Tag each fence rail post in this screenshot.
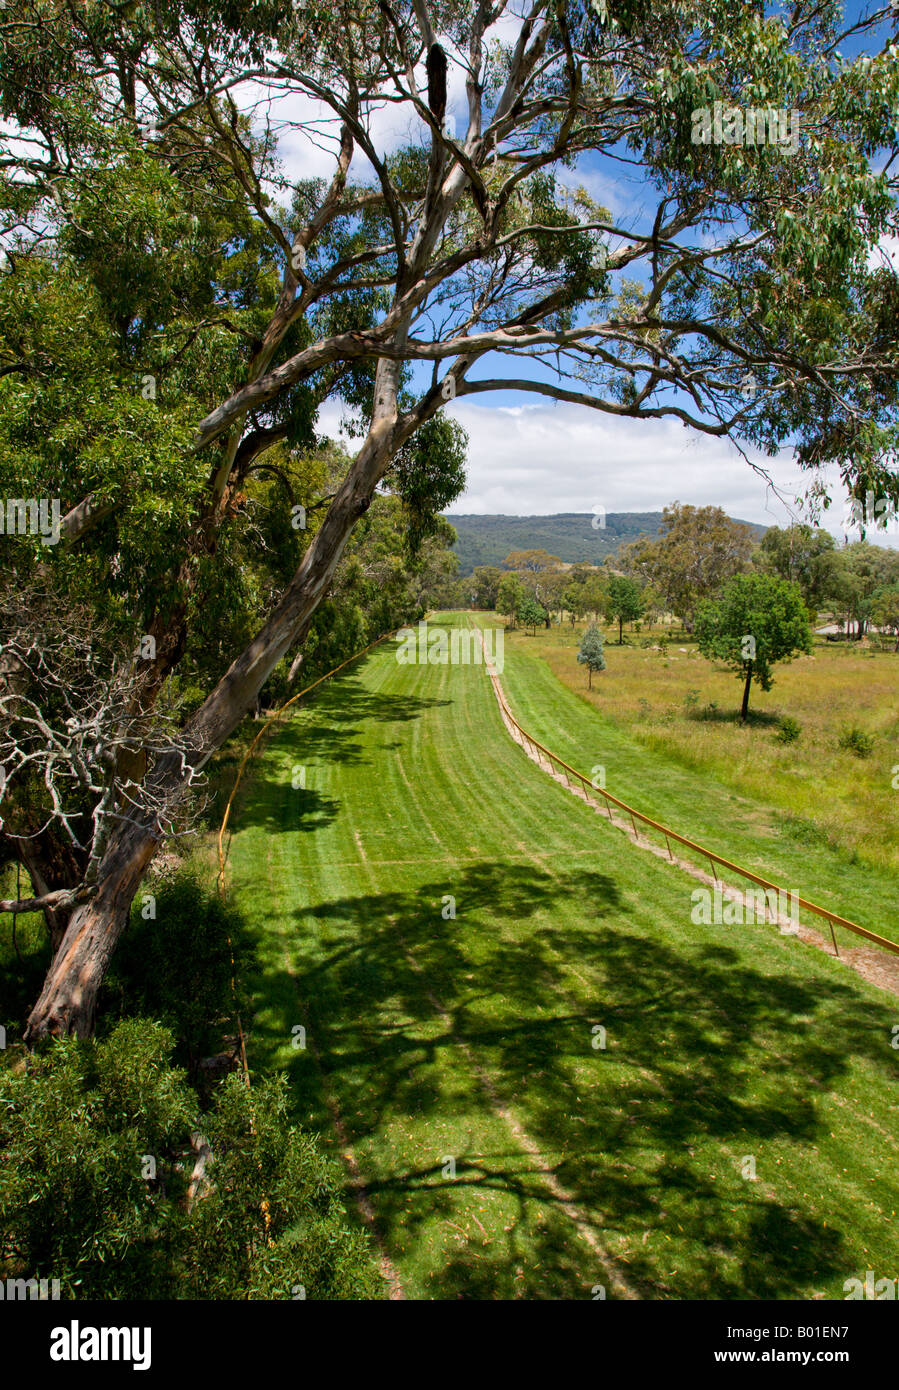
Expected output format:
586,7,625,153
486,651,897,961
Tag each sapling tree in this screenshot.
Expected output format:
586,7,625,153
518,595,546,635
605,574,645,644
694,573,812,722
577,623,606,688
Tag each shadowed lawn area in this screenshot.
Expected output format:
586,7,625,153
225,614,899,1300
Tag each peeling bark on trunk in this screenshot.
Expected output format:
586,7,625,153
25,387,410,1042
24,822,157,1039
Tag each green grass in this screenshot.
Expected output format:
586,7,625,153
222,612,899,1300
508,617,899,875
481,615,899,952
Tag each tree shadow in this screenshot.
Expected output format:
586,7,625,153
247,859,898,1299
224,676,451,834
685,706,781,727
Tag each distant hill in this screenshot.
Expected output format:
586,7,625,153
443,511,768,575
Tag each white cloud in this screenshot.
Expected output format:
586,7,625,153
444,400,799,521
317,395,898,546
869,234,899,272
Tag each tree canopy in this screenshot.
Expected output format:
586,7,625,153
694,571,813,721
620,504,756,629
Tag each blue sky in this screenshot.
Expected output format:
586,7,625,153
293,2,899,541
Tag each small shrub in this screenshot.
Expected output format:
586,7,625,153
838,725,874,758
683,689,701,711
104,867,252,1074
778,813,832,850
0,1021,383,1300
775,716,801,744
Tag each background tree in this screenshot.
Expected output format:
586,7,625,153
695,574,813,723
753,524,838,618
577,625,606,689
504,549,563,575
828,541,899,639
562,583,586,625
471,565,503,611
581,576,607,621
496,573,525,630
871,586,899,652
505,550,563,628
620,505,755,631
517,595,545,636
605,574,645,644
536,568,566,626
640,581,666,627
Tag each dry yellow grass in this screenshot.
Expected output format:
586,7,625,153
514,620,899,873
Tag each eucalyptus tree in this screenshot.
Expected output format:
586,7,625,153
618,504,757,628
695,571,812,721
0,0,897,1037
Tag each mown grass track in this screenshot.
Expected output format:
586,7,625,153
225,614,899,1300
476,614,899,956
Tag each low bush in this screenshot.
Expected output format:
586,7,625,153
0,1020,382,1300
104,867,251,1074
838,725,875,758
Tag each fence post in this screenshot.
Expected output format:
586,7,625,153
482,662,898,962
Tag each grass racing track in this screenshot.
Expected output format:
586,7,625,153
224,614,899,1300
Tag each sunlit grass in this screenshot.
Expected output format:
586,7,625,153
505,619,899,875
221,614,899,1299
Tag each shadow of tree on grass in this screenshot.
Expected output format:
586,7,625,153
246,858,898,1299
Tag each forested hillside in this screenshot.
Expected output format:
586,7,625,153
445,512,768,573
